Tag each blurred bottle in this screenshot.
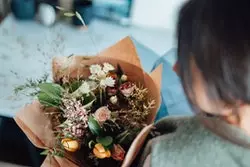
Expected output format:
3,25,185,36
11,0,36,20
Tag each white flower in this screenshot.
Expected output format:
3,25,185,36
89,74,97,80
78,82,90,94
97,70,106,79
90,64,102,74
103,63,115,73
71,82,90,98
100,77,115,88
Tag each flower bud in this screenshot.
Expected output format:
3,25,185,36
93,143,111,159
121,75,128,82
110,96,118,104
61,138,80,152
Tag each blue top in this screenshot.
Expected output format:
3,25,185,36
152,48,193,121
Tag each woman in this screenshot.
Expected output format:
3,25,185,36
139,0,250,166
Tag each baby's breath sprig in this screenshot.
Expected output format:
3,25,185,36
14,73,49,96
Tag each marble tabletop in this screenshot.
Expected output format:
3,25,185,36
0,14,175,118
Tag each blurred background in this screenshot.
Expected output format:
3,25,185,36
0,0,189,166
0,0,185,29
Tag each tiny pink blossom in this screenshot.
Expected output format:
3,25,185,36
94,106,111,124
119,82,135,97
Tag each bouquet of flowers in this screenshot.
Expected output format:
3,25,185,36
14,37,162,167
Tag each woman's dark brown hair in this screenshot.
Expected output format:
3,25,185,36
177,0,250,111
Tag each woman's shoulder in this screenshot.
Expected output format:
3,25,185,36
139,116,213,167
152,116,213,149
141,116,250,167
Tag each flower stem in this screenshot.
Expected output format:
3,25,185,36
100,88,103,106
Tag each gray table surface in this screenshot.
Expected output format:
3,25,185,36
0,14,175,118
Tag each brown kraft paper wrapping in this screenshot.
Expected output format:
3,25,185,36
14,37,162,167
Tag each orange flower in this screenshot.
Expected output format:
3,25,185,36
111,144,125,161
61,138,80,152
93,143,111,159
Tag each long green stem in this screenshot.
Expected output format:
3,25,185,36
100,88,103,106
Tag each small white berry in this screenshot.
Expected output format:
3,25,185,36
121,75,128,82
110,95,118,104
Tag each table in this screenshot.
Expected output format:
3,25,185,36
0,14,175,118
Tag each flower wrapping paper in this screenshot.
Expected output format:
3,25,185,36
14,37,162,167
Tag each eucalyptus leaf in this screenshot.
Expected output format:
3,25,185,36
88,116,102,136
96,136,113,147
64,12,75,17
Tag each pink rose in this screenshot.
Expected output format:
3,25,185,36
94,107,111,124
119,82,135,97
111,144,125,161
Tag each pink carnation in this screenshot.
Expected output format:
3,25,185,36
94,107,111,124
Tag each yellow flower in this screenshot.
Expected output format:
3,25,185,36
93,143,111,159
61,138,80,152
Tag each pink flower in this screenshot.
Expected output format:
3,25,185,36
94,107,111,124
111,144,125,161
71,124,85,138
119,82,135,97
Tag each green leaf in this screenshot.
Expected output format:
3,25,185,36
96,136,113,147
39,83,63,97
115,130,130,144
82,93,96,109
88,140,96,149
64,12,75,17
88,116,102,136
38,83,63,107
75,11,86,26
67,80,82,93
38,92,60,107
52,151,64,158
40,149,50,155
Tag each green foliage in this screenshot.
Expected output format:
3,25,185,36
40,149,50,155
88,116,102,136
14,73,49,96
82,93,96,109
115,130,130,144
38,83,64,107
96,136,113,147
67,80,82,93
